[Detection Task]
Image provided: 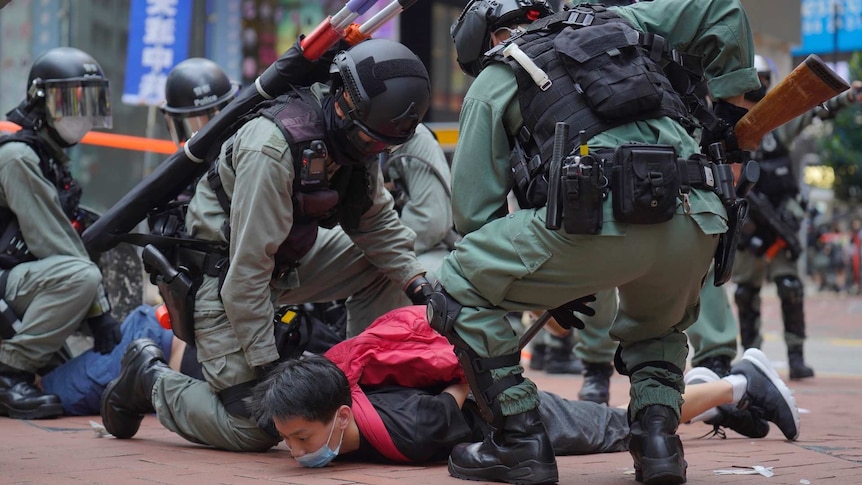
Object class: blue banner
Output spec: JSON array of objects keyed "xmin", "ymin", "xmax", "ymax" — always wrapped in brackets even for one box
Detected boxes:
[
  {"xmin": 122, "ymin": 0, "xmax": 192, "ymax": 106},
  {"xmin": 792, "ymin": 0, "xmax": 862, "ymax": 56}
]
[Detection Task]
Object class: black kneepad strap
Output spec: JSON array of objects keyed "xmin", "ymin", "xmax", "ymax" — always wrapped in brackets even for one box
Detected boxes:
[{"xmin": 426, "ymin": 282, "xmax": 463, "ymax": 336}]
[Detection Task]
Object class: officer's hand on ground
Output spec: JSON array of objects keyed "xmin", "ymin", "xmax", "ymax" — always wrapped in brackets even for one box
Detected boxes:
[
  {"xmin": 87, "ymin": 313, "xmax": 123, "ymax": 354},
  {"xmin": 548, "ymin": 294, "xmax": 597, "ymax": 330},
  {"xmin": 406, "ymin": 274, "xmax": 434, "ymax": 305}
]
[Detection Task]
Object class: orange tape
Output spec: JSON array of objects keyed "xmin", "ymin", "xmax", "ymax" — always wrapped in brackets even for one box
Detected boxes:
[{"xmin": 0, "ymin": 120, "xmax": 177, "ymax": 155}]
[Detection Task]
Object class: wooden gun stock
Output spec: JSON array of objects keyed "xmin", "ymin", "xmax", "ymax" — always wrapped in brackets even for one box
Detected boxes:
[{"xmin": 735, "ymin": 54, "xmax": 850, "ymax": 151}]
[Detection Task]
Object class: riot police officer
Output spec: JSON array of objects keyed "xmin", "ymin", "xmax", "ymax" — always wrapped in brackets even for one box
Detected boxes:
[
  {"xmin": 160, "ymin": 57, "xmax": 240, "ymax": 147},
  {"xmin": 733, "ymin": 55, "xmax": 862, "ymax": 380},
  {"xmin": 0, "ymin": 47, "xmax": 122, "ymax": 419},
  {"xmin": 100, "ymin": 39, "xmax": 434, "ymax": 453},
  {"xmin": 429, "ymin": 1, "xmax": 759, "ymax": 483}
]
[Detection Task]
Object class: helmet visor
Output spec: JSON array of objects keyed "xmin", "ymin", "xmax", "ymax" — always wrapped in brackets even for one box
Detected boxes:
[
  {"xmin": 162, "ymin": 106, "xmax": 220, "ymax": 146},
  {"xmin": 345, "ymin": 122, "xmax": 390, "ymax": 157},
  {"xmin": 43, "ymin": 78, "xmax": 112, "ymax": 129}
]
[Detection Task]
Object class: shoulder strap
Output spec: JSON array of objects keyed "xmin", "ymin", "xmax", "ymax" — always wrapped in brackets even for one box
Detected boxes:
[{"xmin": 349, "ymin": 387, "xmax": 411, "ymax": 462}]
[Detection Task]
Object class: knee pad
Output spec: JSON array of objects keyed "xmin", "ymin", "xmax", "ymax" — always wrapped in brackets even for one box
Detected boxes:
[
  {"xmin": 775, "ymin": 276, "xmax": 803, "ymax": 305},
  {"xmin": 426, "ymin": 282, "xmax": 463, "ymax": 337},
  {"xmin": 425, "ymin": 283, "xmax": 522, "ymax": 426},
  {"xmin": 734, "ymin": 284, "xmax": 760, "ymax": 310}
]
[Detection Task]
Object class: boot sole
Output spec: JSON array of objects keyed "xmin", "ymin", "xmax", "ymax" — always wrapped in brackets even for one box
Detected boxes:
[
  {"xmin": 448, "ymin": 458, "xmax": 558, "ymax": 485},
  {"xmin": 0, "ymin": 402, "xmax": 63, "ymax": 419},
  {"xmin": 741, "ymin": 349, "xmax": 800, "ymax": 440},
  {"xmin": 635, "ymin": 456, "xmax": 688, "ymax": 484}
]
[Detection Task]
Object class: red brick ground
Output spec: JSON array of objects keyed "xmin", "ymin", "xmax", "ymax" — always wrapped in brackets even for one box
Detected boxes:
[{"xmin": 2, "ymin": 290, "xmax": 860, "ymax": 485}]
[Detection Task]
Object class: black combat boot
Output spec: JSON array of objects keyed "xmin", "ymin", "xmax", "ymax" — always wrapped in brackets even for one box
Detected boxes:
[
  {"xmin": 448, "ymin": 408, "xmax": 558, "ymax": 485},
  {"xmin": 693, "ymin": 355, "xmax": 732, "ymax": 378},
  {"xmin": 704, "ymin": 404, "xmax": 770, "ymax": 438},
  {"xmin": 544, "ymin": 334, "xmax": 584, "ymax": 375},
  {"xmin": 578, "ymin": 362, "xmax": 613, "ymax": 404},
  {"xmin": 734, "ymin": 284, "xmax": 762, "ymax": 349},
  {"xmin": 529, "ymin": 343, "xmax": 547, "ymax": 371},
  {"xmin": 787, "ymin": 345, "xmax": 814, "ymax": 380},
  {"xmin": 0, "ymin": 362, "xmax": 63, "ymax": 419},
  {"xmin": 628, "ymin": 405, "xmax": 687, "ymax": 485},
  {"xmin": 101, "ymin": 339, "xmax": 170, "ymax": 439},
  {"xmin": 775, "ymin": 277, "xmax": 814, "ymax": 380}
]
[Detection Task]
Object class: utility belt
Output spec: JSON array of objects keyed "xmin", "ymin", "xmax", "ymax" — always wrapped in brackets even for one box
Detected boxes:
[
  {"xmin": 547, "ymin": 140, "xmax": 755, "ymax": 286},
  {"xmin": 548, "ymin": 143, "xmax": 733, "ymax": 235}
]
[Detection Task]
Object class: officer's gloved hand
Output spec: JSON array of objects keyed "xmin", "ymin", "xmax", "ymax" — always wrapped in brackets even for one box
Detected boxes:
[
  {"xmin": 406, "ymin": 275, "xmax": 434, "ymax": 306},
  {"xmin": 260, "ymin": 37, "xmax": 353, "ymax": 90},
  {"xmin": 547, "ymin": 294, "xmax": 598, "ymax": 330},
  {"xmin": 701, "ymin": 100, "xmax": 749, "ymax": 163},
  {"xmin": 87, "ymin": 313, "xmax": 123, "ymax": 354}
]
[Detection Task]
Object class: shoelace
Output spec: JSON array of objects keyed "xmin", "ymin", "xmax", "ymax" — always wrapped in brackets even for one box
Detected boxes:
[{"xmin": 697, "ymin": 425, "xmax": 727, "ymax": 440}]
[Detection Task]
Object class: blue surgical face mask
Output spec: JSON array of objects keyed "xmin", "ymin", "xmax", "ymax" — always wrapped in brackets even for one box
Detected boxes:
[{"xmin": 295, "ymin": 413, "xmax": 343, "ymax": 468}]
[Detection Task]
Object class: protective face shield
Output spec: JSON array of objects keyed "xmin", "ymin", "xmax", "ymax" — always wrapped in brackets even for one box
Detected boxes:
[
  {"xmin": 49, "ymin": 117, "xmax": 94, "ymax": 145},
  {"xmin": 27, "ymin": 47, "xmax": 112, "ymax": 146},
  {"xmin": 293, "ymin": 412, "xmax": 343, "ymax": 468},
  {"xmin": 451, "ymin": 0, "xmax": 553, "ymax": 77},
  {"xmin": 161, "ymin": 58, "xmax": 239, "ymax": 146},
  {"xmin": 327, "ymin": 39, "xmax": 431, "ymax": 165}
]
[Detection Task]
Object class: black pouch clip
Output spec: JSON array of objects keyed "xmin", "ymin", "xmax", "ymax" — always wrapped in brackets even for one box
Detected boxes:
[
  {"xmin": 562, "ymin": 154, "xmax": 605, "ymax": 234},
  {"xmin": 611, "ymin": 144, "xmax": 679, "ymax": 224}
]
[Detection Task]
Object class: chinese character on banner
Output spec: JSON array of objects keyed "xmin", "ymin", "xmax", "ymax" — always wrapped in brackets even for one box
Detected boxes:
[{"xmin": 122, "ymin": 0, "xmax": 192, "ymax": 106}]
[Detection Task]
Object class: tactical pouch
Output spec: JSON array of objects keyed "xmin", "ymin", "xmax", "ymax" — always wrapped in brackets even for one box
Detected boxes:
[
  {"xmin": 562, "ymin": 156, "xmax": 604, "ymax": 235},
  {"xmin": 756, "ymin": 158, "xmax": 798, "ymax": 199},
  {"xmin": 555, "ymin": 22, "xmax": 664, "ymax": 120},
  {"xmin": 611, "ymin": 144, "xmax": 679, "ymax": 224}
]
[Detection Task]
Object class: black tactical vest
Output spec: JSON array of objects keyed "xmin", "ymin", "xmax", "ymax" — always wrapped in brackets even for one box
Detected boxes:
[
  {"xmin": 213, "ymin": 90, "xmax": 375, "ymax": 265},
  {"xmin": 487, "ymin": 5, "xmax": 691, "ymax": 180}
]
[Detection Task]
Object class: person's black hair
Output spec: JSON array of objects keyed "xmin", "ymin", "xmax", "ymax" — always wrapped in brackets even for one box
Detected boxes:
[{"xmin": 250, "ymin": 355, "xmax": 352, "ymax": 428}]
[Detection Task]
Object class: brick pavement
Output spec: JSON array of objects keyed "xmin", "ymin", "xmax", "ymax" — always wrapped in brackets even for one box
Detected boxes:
[{"xmin": 1, "ymin": 290, "xmax": 861, "ymax": 485}]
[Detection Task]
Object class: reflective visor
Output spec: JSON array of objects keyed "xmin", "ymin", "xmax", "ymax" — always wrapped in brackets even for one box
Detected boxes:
[
  {"xmin": 43, "ymin": 78, "xmax": 112, "ymax": 128},
  {"xmin": 344, "ymin": 122, "xmax": 391, "ymax": 157},
  {"xmin": 162, "ymin": 106, "xmax": 220, "ymax": 146}
]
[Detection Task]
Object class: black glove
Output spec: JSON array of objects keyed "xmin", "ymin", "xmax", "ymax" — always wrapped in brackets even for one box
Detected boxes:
[
  {"xmin": 406, "ymin": 275, "xmax": 434, "ymax": 306},
  {"xmin": 547, "ymin": 294, "xmax": 598, "ymax": 330},
  {"xmin": 257, "ymin": 37, "xmax": 352, "ymax": 92},
  {"xmin": 700, "ymin": 100, "xmax": 749, "ymax": 163},
  {"xmin": 87, "ymin": 313, "xmax": 122, "ymax": 354}
]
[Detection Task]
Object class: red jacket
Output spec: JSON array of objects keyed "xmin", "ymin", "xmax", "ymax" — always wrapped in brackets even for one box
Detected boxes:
[{"xmin": 324, "ymin": 306, "xmax": 465, "ymax": 462}]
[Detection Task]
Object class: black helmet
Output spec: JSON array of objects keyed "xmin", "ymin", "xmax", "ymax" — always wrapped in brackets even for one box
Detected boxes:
[
  {"xmin": 161, "ymin": 57, "xmax": 239, "ymax": 146},
  {"xmin": 25, "ymin": 47, "xmax": 111, "ymax": 146},
  {"xmin": 451, "ymin": 0, "xmax": 553, "ymax": 77},
  {"xmin": 327, "ymin": 39, "xmax": 430, "ymax": 163}
]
